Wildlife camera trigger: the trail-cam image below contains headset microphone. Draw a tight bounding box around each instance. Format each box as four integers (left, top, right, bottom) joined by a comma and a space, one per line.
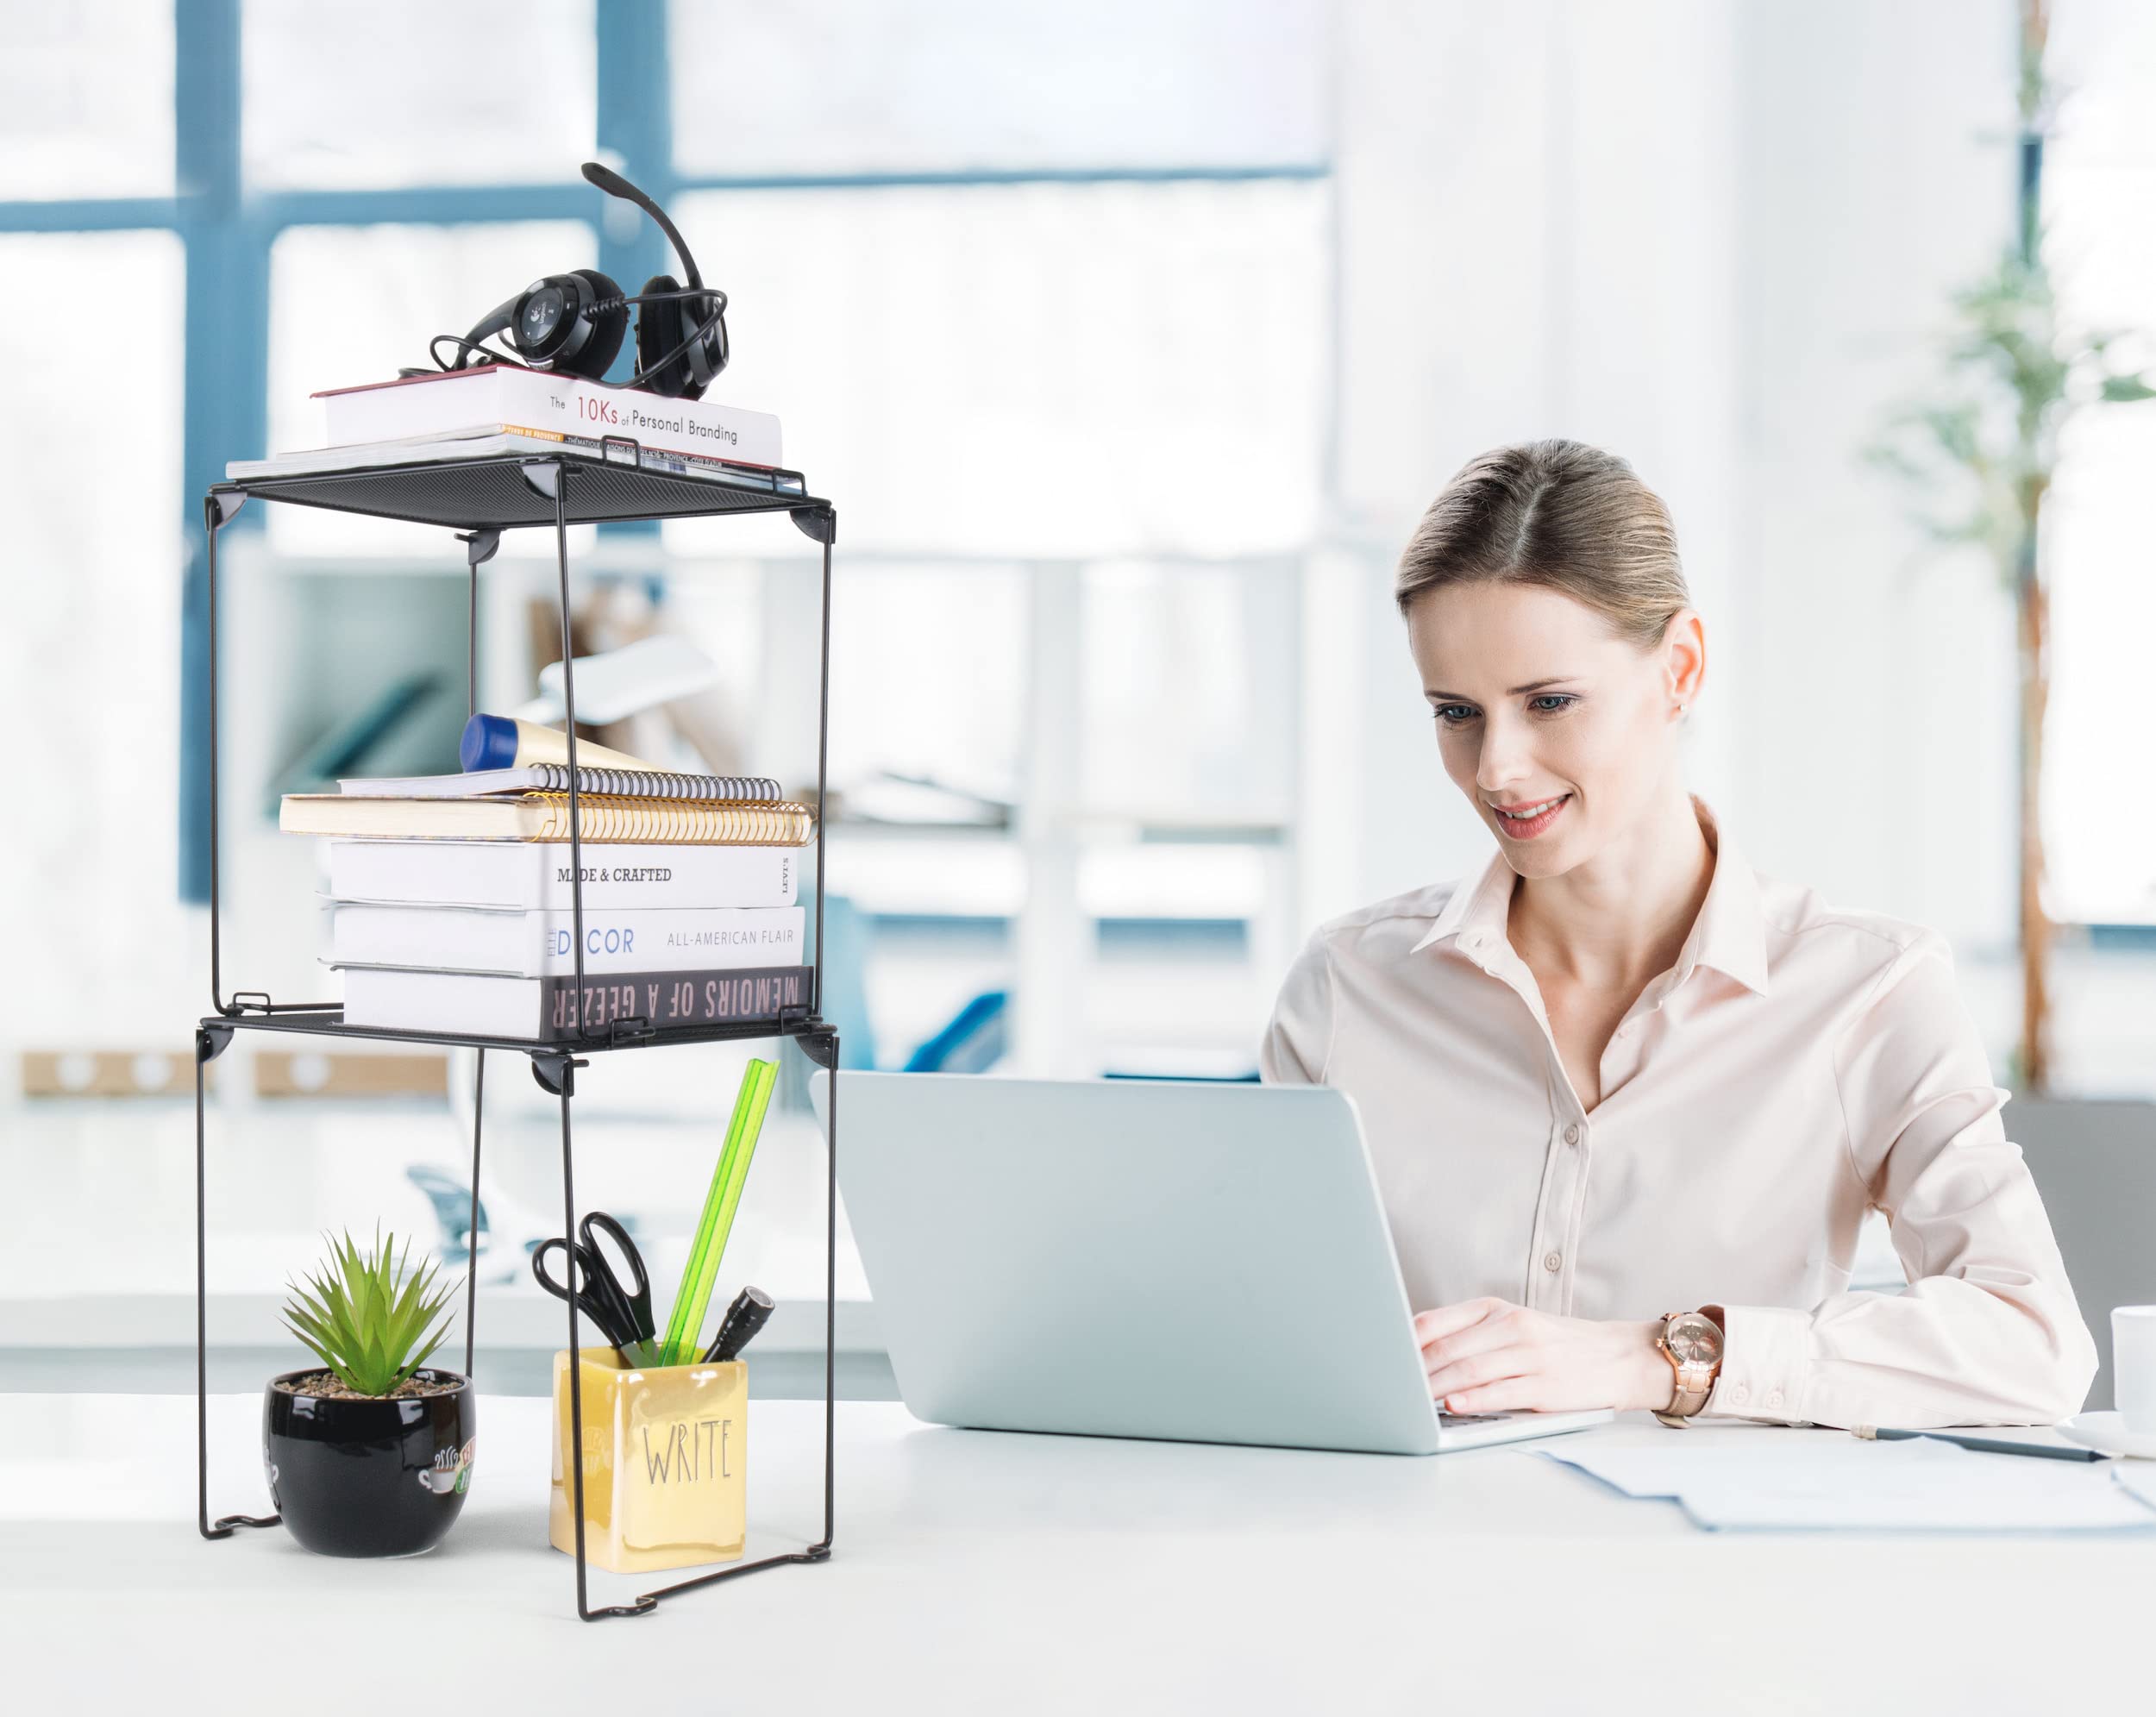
415, 163, 730, 399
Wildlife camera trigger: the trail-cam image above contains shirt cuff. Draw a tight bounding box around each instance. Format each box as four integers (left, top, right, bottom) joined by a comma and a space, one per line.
1705, 1304, 1813, 1423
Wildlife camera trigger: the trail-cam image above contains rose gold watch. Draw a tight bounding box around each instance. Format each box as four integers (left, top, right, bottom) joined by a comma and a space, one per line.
1653, 1308, 1725, 1427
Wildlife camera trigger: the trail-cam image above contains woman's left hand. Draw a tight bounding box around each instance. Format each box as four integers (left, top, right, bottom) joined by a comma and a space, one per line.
1414, 1297, 1673, 1414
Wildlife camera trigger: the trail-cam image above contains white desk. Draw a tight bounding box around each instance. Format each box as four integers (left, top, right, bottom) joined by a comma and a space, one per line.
8, 1394, 2152, 1713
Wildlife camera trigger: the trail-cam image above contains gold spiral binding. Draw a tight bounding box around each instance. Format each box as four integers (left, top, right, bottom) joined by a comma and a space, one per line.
518, 793, 815, 846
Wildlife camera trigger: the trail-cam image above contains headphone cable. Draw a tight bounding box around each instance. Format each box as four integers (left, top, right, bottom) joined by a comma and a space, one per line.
414, 287, 728, 390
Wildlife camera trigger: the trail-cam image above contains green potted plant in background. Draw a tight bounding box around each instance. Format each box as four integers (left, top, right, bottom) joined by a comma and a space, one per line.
266, 1227, 473, 1557
1866, 0, 2154, 1093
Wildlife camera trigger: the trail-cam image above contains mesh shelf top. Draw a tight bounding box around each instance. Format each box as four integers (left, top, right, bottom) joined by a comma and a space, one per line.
212, 453, 829, 531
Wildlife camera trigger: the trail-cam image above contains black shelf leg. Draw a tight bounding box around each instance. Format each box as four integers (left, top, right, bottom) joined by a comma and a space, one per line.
461, 517, 492, 1382
619, 1027, 840, 1608
463, 1049, 485, 1377
542, 1054, 654, 1621
813, 1029, 837, 1555
196, 1022, 278, 1540
204, 493, 241, 1019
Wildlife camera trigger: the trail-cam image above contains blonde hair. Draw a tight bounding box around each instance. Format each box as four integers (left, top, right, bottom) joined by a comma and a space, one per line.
1393, 439, 1690, 651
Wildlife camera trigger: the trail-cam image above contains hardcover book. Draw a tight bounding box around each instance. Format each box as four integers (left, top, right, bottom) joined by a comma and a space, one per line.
281, 792, 816, 846
313, 367, 781, 468
329, 903, 805, 978
324, 839, 799, 911
227, 426, 805, 497
339, 962, 814, 1041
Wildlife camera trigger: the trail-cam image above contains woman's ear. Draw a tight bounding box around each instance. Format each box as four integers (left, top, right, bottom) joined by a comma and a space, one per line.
1663, 608, 1707, 710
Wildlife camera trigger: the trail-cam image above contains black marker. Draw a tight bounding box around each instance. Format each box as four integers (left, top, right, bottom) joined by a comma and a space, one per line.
701, 1286, 774, 1363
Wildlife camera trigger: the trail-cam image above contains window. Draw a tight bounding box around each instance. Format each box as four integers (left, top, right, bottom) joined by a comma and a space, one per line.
0, 232, 187, 1042
664, 179, 1330, 558
266, 220, 599, 556
2041, 0, 2156, 924
0, 5, 174, 199
242, 0, 595, 190
2, 3, 1333, 1384
668, 0, 1327, 177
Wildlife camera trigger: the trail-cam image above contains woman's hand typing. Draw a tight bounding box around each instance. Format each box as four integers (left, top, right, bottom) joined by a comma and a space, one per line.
1415, 1297, 1674, 1414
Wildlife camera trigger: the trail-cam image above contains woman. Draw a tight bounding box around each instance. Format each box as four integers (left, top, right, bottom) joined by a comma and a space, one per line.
1259, 439, 2096, 1430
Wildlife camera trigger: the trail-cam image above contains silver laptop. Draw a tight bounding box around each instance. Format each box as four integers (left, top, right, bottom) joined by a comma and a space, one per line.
807, 1071, 1611, 1457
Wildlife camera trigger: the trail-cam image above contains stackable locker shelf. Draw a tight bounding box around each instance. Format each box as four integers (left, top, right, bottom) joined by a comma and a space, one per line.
192, 452, 841, 1620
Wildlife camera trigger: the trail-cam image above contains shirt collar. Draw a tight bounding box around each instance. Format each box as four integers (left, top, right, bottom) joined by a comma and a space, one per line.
1409, 792, 1770, 997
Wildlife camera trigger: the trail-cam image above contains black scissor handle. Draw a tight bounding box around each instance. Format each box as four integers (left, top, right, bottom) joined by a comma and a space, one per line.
530, 1234, 585, 1305
579, 1212, 650, 1311
530, 1237, 636, 1350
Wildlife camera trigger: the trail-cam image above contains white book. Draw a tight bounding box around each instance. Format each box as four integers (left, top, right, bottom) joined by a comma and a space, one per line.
227, 427, 802, 495
330, 903, 804, 978
325, 839, 799, 911
338, 962, 812, 1041
314, 367, 781, 467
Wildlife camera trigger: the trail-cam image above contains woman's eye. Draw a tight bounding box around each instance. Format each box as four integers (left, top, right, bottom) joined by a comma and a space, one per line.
1432, 695, 1575, 725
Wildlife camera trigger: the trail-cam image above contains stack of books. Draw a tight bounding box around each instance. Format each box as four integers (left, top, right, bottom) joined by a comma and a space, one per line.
226, 366, 798, 497
282, 761, 816, 1043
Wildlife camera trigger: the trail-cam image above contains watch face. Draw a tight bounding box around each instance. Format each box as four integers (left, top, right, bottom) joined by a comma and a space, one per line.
1665, 1313, 1723, 1366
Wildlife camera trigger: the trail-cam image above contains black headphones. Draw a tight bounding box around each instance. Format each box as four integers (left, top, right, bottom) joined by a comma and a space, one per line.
411, 162, 730, 399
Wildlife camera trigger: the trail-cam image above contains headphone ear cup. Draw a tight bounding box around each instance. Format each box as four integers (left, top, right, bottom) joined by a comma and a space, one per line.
561, 269, 628, 380
678, 298, 726, 400
635, 273, 694, 398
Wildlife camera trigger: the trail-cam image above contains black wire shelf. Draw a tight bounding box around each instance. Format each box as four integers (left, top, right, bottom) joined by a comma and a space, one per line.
194, 452, 842, 1622
197, 1006, 830, 1057
210, 451, 828, 533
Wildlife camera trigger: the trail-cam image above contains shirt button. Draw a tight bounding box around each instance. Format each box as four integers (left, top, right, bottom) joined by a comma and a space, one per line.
1564, 1123, 1581, 1145
1766, 1390, 1785, 1410
1730, 1384, 1750, 1405
1542, 1251, 1562, 1273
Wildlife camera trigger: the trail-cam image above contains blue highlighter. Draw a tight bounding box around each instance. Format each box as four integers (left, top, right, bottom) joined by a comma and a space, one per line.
458, 712, 660, 774
460, 712, 523, 771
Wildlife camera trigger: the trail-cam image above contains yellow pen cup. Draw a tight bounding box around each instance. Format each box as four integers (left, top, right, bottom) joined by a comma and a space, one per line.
548, 1347, 748, 1574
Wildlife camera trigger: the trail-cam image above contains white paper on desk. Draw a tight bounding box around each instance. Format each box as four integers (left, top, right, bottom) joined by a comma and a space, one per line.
1538, 1435, 2156, 1532
2112, 1461, 2156, 1512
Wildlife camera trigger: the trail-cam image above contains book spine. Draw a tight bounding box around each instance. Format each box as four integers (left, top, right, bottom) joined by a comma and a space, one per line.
330, 905, 805, 977
322, 369, 782, 467
326, 840, 798, 910
544, 964, 812, 1039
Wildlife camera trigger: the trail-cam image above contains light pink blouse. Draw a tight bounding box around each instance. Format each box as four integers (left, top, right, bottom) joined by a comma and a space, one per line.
1258, 793, 2097, 1428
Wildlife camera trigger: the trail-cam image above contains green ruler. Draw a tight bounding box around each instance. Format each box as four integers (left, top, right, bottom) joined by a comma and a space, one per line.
657, 1056, 779, 1366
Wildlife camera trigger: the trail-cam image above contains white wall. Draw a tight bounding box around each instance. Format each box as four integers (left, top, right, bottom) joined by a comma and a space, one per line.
1304, 0, 2023, 957
1733, 0, 2020, 947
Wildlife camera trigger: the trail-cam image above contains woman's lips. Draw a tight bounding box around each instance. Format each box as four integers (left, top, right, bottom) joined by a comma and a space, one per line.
1493, 794, 1570, 838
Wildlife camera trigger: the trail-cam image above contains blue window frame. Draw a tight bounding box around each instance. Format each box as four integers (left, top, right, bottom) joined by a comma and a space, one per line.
0, 1, 1326, 903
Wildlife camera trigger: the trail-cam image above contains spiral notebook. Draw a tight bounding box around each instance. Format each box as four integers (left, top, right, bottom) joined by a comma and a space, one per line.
340, 765, 785, 802
281, 792, 815, 846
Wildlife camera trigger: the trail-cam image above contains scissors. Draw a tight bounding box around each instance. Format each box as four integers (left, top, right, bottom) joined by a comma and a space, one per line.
531, 1211, 660, 1366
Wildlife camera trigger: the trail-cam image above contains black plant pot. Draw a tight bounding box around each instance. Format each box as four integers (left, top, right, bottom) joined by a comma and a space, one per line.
263, 1368, 475, 1557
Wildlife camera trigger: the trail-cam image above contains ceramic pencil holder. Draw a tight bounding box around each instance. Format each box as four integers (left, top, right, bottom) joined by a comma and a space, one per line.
548, 1346, 748, 1574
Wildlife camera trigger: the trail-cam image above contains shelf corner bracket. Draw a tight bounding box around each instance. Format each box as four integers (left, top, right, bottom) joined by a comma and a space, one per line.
458, 527, 502, 570
530, 1052, 586, 1096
